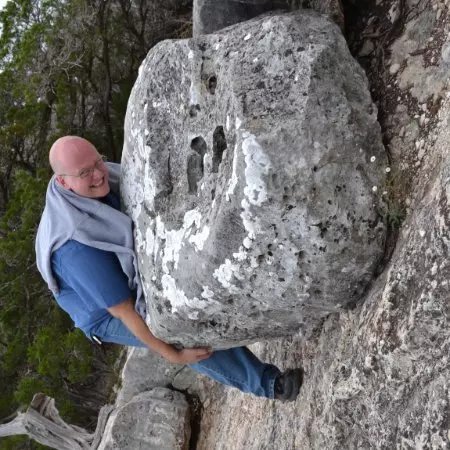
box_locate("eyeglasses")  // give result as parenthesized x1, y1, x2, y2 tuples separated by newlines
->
(58, 155, 107, 179)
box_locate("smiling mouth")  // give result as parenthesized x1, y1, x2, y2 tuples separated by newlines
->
(91, 178, 105, 188)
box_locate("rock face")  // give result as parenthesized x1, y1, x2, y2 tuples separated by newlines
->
(121, 11, 388, 348)
(98, 388, 190, 450)
(191, 0, 450, 447)
(193, 0, 345, 36)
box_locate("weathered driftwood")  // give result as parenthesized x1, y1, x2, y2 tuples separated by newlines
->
(0, 393, 113, 450)
(90, 404, 115, 450)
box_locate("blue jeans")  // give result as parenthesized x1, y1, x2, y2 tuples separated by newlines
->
(90, 316, 280, 398)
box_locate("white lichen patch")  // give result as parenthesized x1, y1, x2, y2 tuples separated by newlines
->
(226, 144, 239, 201)
(242, 131, 272, 206)
(161, 274, 205, 313)
(201, 286, 215, 299)
(243, 237, 252, 249)
(188, 225, 210, 251)
(233, 246, 248, 261)
(241, 198, 263, 240)
(213, 258, 242, 294)
(161, 274, 190, 309)
(143, 160, 156, 209)
(220, 129, 271, 277)
(156, 209, 204, 272)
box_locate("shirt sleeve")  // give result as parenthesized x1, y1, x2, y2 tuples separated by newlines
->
(58, 242, 133, 311)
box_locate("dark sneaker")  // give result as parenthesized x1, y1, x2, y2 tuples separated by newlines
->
(274, 368, 303, 402)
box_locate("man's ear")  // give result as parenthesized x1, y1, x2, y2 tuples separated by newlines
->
(56, 176, 69, 189)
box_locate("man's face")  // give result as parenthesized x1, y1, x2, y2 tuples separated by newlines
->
(56, 144, 110, 199)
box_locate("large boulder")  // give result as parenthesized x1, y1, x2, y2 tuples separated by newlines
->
(121, 11, 388, 348)
(97, 388, 190, 450)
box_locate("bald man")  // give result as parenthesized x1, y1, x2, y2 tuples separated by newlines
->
(36, 136, 303, 401)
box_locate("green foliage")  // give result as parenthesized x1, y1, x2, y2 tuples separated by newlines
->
(28, 327, 66, 380)
(14, 377, 48, 406)
(382, 166, 409, 230)
(65, 330, 94, 384)
(0, 435, 30, 450)
(1, 335, 27, 377)
(0, 435, 50, 450)
(0, 0, 193, 446)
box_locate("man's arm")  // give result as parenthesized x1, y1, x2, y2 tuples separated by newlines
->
(107, 299, 212, 364)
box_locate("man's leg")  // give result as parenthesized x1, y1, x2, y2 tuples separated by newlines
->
(89, 316, 300, 400)
(189, 347, 280, 398)
(90, 316, 147, 348)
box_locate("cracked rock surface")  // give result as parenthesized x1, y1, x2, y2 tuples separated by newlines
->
(98, 388, 190, 450)
(121, 11, 387, 348)
(190, 0, 450, 448)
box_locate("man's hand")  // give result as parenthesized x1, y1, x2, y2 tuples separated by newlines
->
(167, 347, 213, 365)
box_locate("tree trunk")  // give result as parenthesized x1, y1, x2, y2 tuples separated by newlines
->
(0, 393, 93, 450)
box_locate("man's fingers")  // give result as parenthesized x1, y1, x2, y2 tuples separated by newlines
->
(195, 347, 212, 356)
(175, 347, 213, 364)
(182, 348, 212, 363)
(195, 352, 212, 361)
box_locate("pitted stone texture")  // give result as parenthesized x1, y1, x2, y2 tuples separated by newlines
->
(121, 12, 387, 348)
(193, 0, 344, 36)
(98, 388, 190, 450)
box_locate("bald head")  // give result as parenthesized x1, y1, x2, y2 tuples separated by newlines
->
(50, 136, 110, 198)
(49, 136, 98, 174)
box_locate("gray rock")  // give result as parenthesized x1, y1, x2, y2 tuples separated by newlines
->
(193, 0, 288, 36)
(98, 388, 190, 450)
(171, 367, 199, 391)
(115, 347, 184, 407)
(121, 11, 387, 348)
(193, 0, 344, 36)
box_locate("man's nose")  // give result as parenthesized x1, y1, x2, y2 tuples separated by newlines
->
(92, 166, 105, 177)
